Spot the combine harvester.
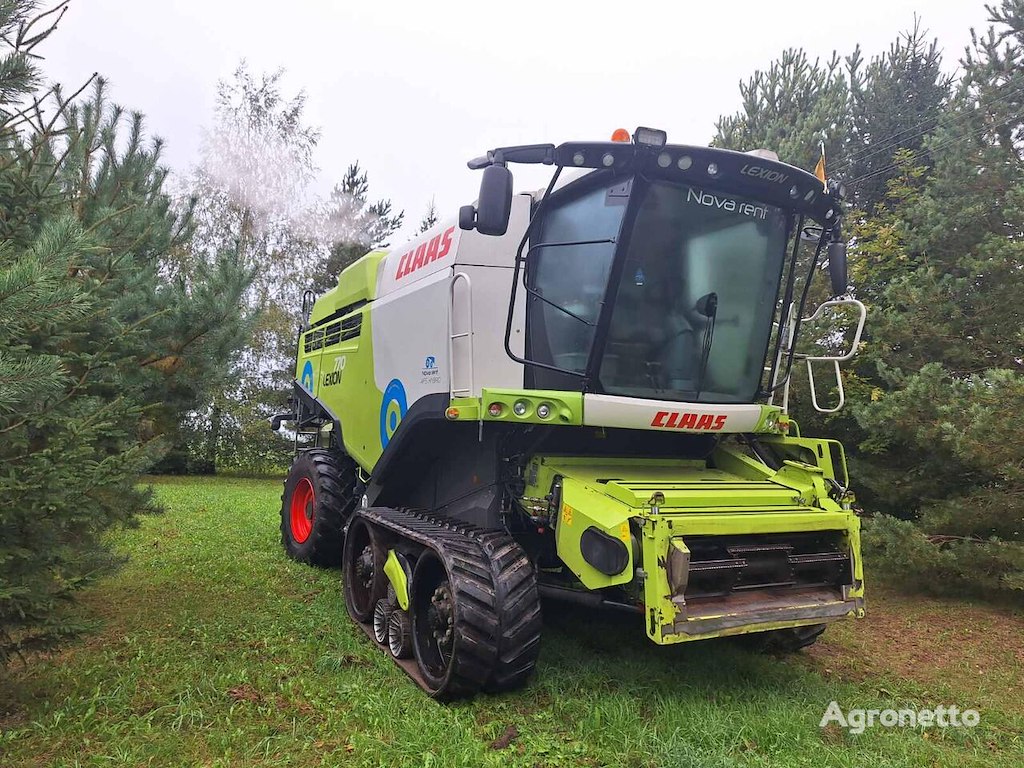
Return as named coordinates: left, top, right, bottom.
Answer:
left=273, top=128, right=866, bottom=698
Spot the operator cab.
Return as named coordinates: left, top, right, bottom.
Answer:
left=459, top=129, right=848, bottom=406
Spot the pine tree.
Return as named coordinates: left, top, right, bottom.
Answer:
left=418, top=197, right=439, bottom=233
left=781, top=26, right=953, bottom=450
left=850, top=2, right=1024, bottom=597
left=712, top=15, right=1024, bottom=599
left=55, top=79, right=258, bottom=441
left=309, top=162, right=404, bottom=295
left=844, top=20, right=952, bottom=210
left=1, top=1, right=258, bottom=659
left=714, top=48, right=850, bottom=171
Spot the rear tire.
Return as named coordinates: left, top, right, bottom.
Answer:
left=280, top=450, right=357, bottom=566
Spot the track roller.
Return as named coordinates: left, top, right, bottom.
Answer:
left=387, top=610, right=413, bottom=658
left=372, top=599, right=393, bottom=645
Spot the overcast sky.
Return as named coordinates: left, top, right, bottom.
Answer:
left=44, top=0, right=989, bottom=242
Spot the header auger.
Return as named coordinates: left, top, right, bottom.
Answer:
left=274, top=128, right=866, bottom=699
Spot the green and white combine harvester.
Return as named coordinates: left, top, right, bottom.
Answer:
left=273, top=127, right=867, bottom=699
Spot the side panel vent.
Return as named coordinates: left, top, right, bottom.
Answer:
left=305, top=314, right=362, bottom=353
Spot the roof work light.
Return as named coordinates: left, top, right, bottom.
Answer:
left=633, top=126, right=667, bottom=147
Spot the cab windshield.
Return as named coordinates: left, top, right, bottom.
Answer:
left=528, top=178, right=790, bottom=403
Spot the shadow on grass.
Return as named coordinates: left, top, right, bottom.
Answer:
left=535, top=598, right=824, bottom=699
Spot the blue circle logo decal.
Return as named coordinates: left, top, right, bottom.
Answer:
left=379, top=379, right=408, bottom=448
left=301, top=360, right=314, bottom=392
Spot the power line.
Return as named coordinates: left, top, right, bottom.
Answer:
left=835, top=82, right=1024, bottom=175
left=846, top=112, right=1016, bottom=188
left=837, top=81, right=1024, bottom=172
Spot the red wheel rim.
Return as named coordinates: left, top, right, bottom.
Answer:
left=290, top=477, right=315, bottom=543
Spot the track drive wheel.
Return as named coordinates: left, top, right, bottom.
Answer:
left=410, top=550, right=497, bottom=700
left=280, top=449, right=357, bottom=566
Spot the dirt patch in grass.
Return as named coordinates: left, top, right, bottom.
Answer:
left=225, top=683, right=317, bottom=717
left=805, top=586, right=1024, bottom=712
left=489, top=724, right=520, bottom=750
left=0, top=705, right=27, bottom=733
left=227, top=683, right=263, bottom=703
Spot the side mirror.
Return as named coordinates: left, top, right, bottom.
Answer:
left=465, top=164, right=513, bottom=236
left=828, top=241, right=848, bottom=296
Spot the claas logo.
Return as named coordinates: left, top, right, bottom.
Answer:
left=650, top=411, right=727, bottom=430
left=395, top=226, right=456, bottom=280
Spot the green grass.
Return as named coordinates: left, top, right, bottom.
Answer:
left=2, top=476, right=1022, bottom=767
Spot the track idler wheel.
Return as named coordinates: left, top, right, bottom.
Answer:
left=343, top=517, right=386, bottom=623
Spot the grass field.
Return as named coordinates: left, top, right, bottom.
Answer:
left=2, top=477, right=1022, bottom=767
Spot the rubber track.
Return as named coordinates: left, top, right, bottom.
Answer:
left=356, top=507, right=503, bottom=699
left=475, top=531, right=543, bottom=692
